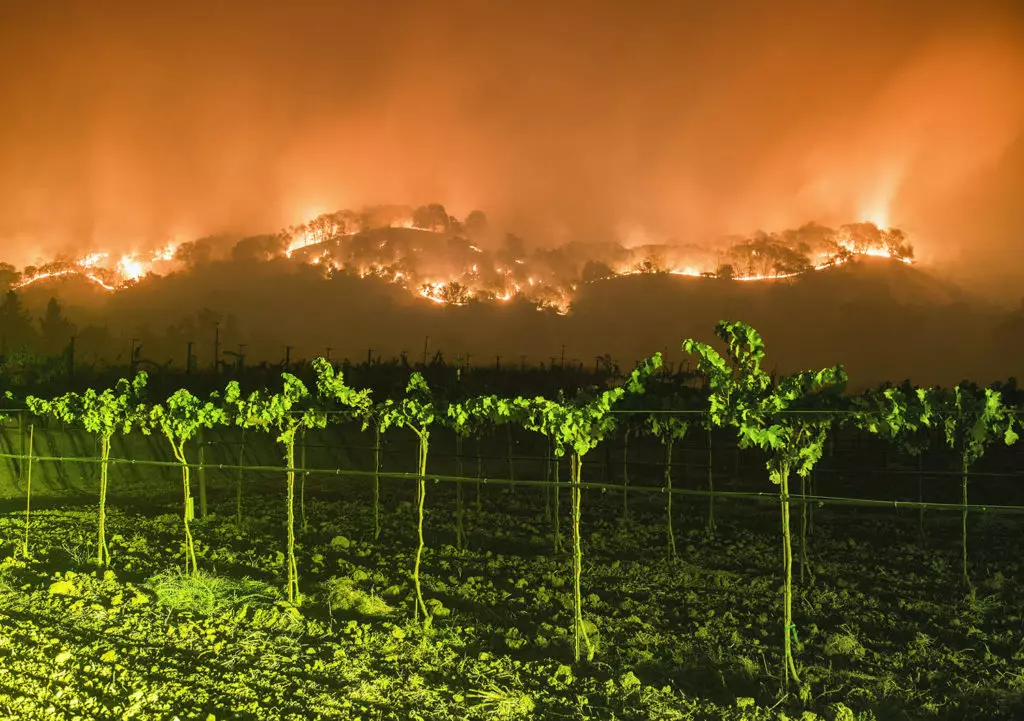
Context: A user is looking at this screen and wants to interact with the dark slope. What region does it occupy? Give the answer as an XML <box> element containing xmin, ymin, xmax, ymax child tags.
<box><xmin>13</xmin><ymin>255</ymin><xmax>1020</xmax><ymax>388</ymax></box>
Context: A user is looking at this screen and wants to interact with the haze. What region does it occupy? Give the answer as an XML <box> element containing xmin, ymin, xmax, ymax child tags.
<box><xmin>1</xmin><ymin>0</ymin><xmax>1023</xmax><ymax>297</ymax></box>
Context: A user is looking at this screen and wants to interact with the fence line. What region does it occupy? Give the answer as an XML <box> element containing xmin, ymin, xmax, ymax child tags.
<box><xmin>1</xmin><ymin>451</ymin><xmax>1023</xmax><ymax>516</ymax></box>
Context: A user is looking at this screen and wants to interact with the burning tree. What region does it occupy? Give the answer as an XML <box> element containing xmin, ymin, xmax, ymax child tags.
<box><xmin>412</xmin><ymin>203</ymin><xmax>452</xmax><ymax>232</ymax></box>
<box><xmin>728</xmin><ymin>233</ymin><xmax>812</xmax><ymax>277</ymax></box>
<box><xmin>463</xmin><ymin>210</ymin><xmax>489</xmax><ymax>238</ymax></box>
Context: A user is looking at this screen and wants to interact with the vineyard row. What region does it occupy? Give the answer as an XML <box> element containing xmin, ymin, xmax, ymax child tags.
<box><xmin>0</xmin><ymin>320</ymin><xmax>1019</xmax><ymax>692</ymax></box>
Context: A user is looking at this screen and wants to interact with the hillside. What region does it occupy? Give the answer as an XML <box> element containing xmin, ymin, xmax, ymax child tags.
<box><xmin>7</xmin><ymin>252</ymin><xmax>1018</xmax><ymax>388</ymax></box>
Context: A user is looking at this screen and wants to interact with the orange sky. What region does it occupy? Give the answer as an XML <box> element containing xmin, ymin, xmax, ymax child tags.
<box><xmin>0</xmin><ymin>1</ymin><xmax>1021</xmax><ymax>295</ymax></box>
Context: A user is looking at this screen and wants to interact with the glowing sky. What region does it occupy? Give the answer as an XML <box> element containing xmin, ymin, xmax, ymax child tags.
<box><xmin>0</xmin><ymin>1</ymin><xmax>1021</xmax><ymax>294</ymax></box>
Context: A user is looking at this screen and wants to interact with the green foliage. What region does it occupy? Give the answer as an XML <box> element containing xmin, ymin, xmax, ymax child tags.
<box><xmin>227</xmin><ymin>372</ymin><xmax>327</xmax><ymax>445</ymax></box>
<box><xmin>506</xmin><ymin>353</ymin><xmax>662</xmax><ymax>663</ymax></box>
<box><xmin>939</xmin><ymin>384</ymin><xmax>1018</xmax><ymax>466</ymax></box>
<box><xmin>684</xmin><ymin>321</ymin><xmax>846</xmax><ymax>690</ymax></box>
<box><xmin>0</xmin><ymin>390</ymin><xmax>15</xmax><ymax>423</ymax></box>
<box><xmin>150</xmin><ymin>389</ymin><xmax>229</xmax><ymax>446</ymax></box>
<box><xmin>313</xmin><ymin>357</ymin><xmax>375</xmax><ymax>535</ymax></box>
<box><xmin>25</xmin><ymin>373</ymin><xmax>149</xmax><ymax>567</ymax></box>
<box><xmin>377</xmin><ymin>372</ymin><xmax>434</xmax><ymax>438</ymax></box>
<box><xmin>646</xmin><ymin>415</ymin><xmax>690</xmax><ymax>444</ymax></box>
<box><xmin>377</xmin><ymin>372</ymin><xmax>435</xmax><ymax>627</ymax></box>
<box><xmin>149</xmin><ymin>389</ymin><xmax>229</xmax><ymax>574</ymax></box>
<box><xmin>26</xmin><ymin>372</ymin><xmax>149</xmax><ymax>437</ymax></box>
<box><xmin>448</xmin><ymin>394</ymin><xmax>512</xmax><ymax>436</ymax></box>
<box><xmin>313</xmin><ymin>357</ymin><xmax>373</xmax><ymax>420</ymax></box>
<box><xmin>514</xmin><ymin>354</ymin><xmax>663</xmax><ymax>458</ymax></box>
<box><xmin>685</xmin><ymin>323</ymin><xmax>846</xmax><ymax>481</ymax></box>
<box><xmin>851</xmin><ymin>383</ymin><xmax>936</xmax><ymax>537</ymax></box>
<box><xmin>225</xmin><ymin>369</ymin><xmax>334</xmax><ymax>604</ymax></box>
<box><xmin>934</xmin><ymin>383</ymin><xmax>1018</xmax><ymax>588</ymax></box>
<box><xmin>0</xmin><ymin>338</ymin><xmax>1023</xmax><ymax>719</ymax></box>
<box><xmin>851</xmin><ymin>384</ymin><xmax>934</xmax><ymax>455</ymax></box>
<box><xmin>645</xmin><ymin>410</ymin><xmax>690</xmax><ymax>561</ymax></box>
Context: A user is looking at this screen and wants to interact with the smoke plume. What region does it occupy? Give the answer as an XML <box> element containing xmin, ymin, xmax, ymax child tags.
<box><xmin>0</xmin><ymin>1</ymin><xmax>1021</xmax><ymax>297</ymax></box>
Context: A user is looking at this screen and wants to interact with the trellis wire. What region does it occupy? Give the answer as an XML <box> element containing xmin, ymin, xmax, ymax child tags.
<box><xmin>1</xmin><ymin>451</ymin><xmax>1022</xmax><ymax>516</ymax></box>
<box><xmin>9</xmin><ymin>428</ymin><xmax>1015</xmax><ymax>479</ymax></box>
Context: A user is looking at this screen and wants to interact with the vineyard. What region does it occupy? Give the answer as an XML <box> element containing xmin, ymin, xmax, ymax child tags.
<box><xmin>0</xmin><ymin>320</ymin><xmax>1021</xmax><ymax>720</ymax></box>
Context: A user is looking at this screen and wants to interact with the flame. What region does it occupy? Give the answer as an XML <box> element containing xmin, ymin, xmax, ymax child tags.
<box><xmin>9</xmin><ymin>208</ymin><xmax>915</xmax><ymax>313</ymax></box>
<box><xmin>13</xmin><ymin>242</ymin><xmax>184</xmax><ymax>291</ymax></box>
<box><xmin>117</xmin><ymin>254</ymin><xmax>146</xmax><ymax>281</ymax></box>
<box><xmin>78</xmin><ymin>252</ymin><xmax>108</xmax><ymax>268</ymax></box>
<box><xmin>15</xmin><ymin>268</ymin><xmax>118</xmax><ymax>292</ymax></box>
<box><xmin>152</xmin><ymin>242</ymin><xmax>178</xmax><ymax>262</ymax></box>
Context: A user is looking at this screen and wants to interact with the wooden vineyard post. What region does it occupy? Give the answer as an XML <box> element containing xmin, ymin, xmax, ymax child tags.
<box><xmin>665</xmin><ymin>437</ymin><xmax>676</xmax><ymax>561</ymax></box>
<box><xmin>917</xmin><ymin>454</ymin><xmax>925</xmax><ymax>539</ymax></box>
<box><xmin>198</xmin><ymin>427</ymin><xmax>208</xmax><ymax>518</ymax></box>
<box><xmin>506</xmin><ymin>424</ymin><xmax>516</xmax><ymax>495</ymax></box>
<box><xmin>236</xmin><ymin>429</ymin><xmax>246</xmax><ymax>524</ymax></box>
<box><xmin>475</xmin><ymin>438</ymin><xmax>483</xmax><ymax>512</ymax></box>
<box><xmin>454</xmin><ymin>433</ymin><xmax>465</xmax><ymax>549</ymax></box>
<box><xmin>706</xmin><ymin>426</ymin><xmax>716</xmax><ymax>535</ymax></box>
<box><xmin>300</xmin><ymin>429</ymin><xmax>308</xmax><ymax>533</ymax></box>
<box><xmin>18</xmin><ymin>410</ymin><xmax>26</xmax><ymax>488</ymax></box>
<box><xmin>620</xmin><ymin>429</ymin><xmax>629</xmax><ymax>523</ymax></box>
<box><xmin>373</xmin><ymin>424</ymin><xmax>381</xmax><ymax>540</ymax></box>
<box><xmin>799</xmin><ymin>472</ymin><xmax>809</xmax><ymax>583</ymax></box>
<box><xmin>22</xmin><ymin>424</ymin><xmax>34</xmax><ymax>558</ymax></box>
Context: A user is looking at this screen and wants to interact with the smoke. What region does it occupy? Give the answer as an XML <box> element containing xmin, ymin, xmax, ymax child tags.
<box><xmin>0</xmin><ymin>1</ymin><xmax>1022</xmax><ymax>296</ymax></box>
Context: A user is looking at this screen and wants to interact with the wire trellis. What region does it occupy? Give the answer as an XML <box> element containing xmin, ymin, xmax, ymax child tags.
<box><xmin>1</xmin><ymin>450</ymin><xmax>1022</xmax><ymax>516</ymax></box>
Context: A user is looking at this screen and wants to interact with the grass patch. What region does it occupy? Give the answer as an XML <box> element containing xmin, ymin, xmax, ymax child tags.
<box><xmin>146</xmin><ymin>568</ymin><xmax>280</xmax><ymax>616</ymax></box>
<box><xmin>467</xmin><ymin>684</ymin><xmax>536</xmax><ymax>719</ymax></box>
<box><xmin>322</xmin><ymin>575</ymin><xmax>393</xmax><ymax>617</ymax></box>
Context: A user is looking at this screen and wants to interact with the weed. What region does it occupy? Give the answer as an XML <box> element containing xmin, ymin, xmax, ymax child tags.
<box><xmin>824</xmin><ymin>627</ymin><xmax>865</xmax><ymax>658</ymax></box>
<box><xmin>322</xmin><ymin>576</ymin><xmax>393</xmax><ymax>617</ymax></box>
<box><xmin>147</xmin><ymin>568</ymin><xmax>279</xmax><ymax>616</ymax></box>
<box><xmin>467</xmin><ymin>684</ymin><xmax>536</xmax><ymax>719</ymax></box>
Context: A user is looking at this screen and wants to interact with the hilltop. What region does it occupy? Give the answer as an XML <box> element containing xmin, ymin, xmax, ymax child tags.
<box><xmin>6</xmin><ymin>251</ymin><xmax>1015</xmax><ymax>389</ymax></box>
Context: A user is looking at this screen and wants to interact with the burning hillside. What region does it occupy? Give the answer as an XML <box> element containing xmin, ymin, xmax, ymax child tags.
<box><xmin>8</xmin><ymin>205</ymin><xmax>915</xmax><ymax>313</ymax></box>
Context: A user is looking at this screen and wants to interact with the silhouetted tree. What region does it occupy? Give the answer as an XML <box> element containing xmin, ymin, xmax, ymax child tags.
<box><xmin>174</xmin><ymin>238</ymin><xmax>217</xmax><ymax>267</ymax></box>
<box><xmin>0</xmin><ymin>290</ymin><xmax>38</xmax><ymax>354</ymax></box>
<box><xmin>39</xmin><ymin>297</ymin><xmax>76</xmax><ymax>356</ymax></box>
<box><xmin>231</xmin><ymin>233</ymin><xmax>290</xmax><ymax>262</ymax></box>
<box><xmin>883</xmin><ymin>228</ymin><xmax>914</xmax><ymax>261</ymax></box>
<box><xmin>771</xmin><ymin>244</ymin><xmax>813</xmax><ymax>276</ymax></box>
<box><xmin>0</xmin><ymin>263</ymin><xmax>21</xmax><ymax>293</ymax></box>
<box><xmin>729</xmin><ymin>232</ymin><xmax>812</xmax><ymax>277</ymax></box>
<box><xmin>440</xmin><ymin>281</ymin><xmax>471</xmax><ymax>305</ymax></box>
<box><xmin>412</xmin><ymin>204</ymin><xmax>451</xmax><ymax>232</ymax></box>
<box><xmin>76</xmin><ymin>324</ymin><xmax>114</xmax><ymax>362</ymax></box>
<box><xmin>306</xmin><ymin>213</ymin><xmax>351</xmax><ymax>244</ymax></box>
<box><xmin>582</xmin><ymin>260</ymin><xmax>615</xmax><ymax>283</ymax></box>
<box><xmin>464</xmin><ymin>210</ymin><xmax>489</xmax><ymax>238</ymax></box>
<box><xmin>500</xmin><ymin>234</ymin><xmax>527</xmax><ymax>264</ymax></box>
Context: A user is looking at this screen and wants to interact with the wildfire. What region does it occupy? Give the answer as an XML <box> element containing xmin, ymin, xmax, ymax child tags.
<box><xmin>117</xmin><ymin>254</ymin><xmax>146</xmax><ymax>281</ymax></box>
<box><xmin>14</xmin><ymin>268</ymin><xmax>118</xmax><ymax>292</ymax></box>
<box><xmin>13</xmin><ymin>242</ymin><xmax>183</xmax><ymax>292</ymax></box>
<box><xmin>8</xmin><ymin>209</ymin><xmax>915</xmax><ymax>314</ymax></box>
